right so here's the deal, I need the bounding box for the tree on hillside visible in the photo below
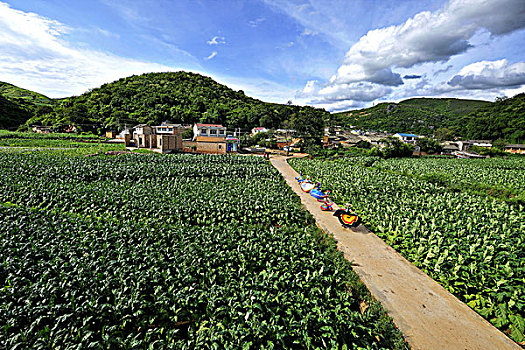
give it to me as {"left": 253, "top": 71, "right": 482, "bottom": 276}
{"left": 291, "top": 107, "right": 326, "bottom": 148}
{"left": 416, "top": 137, "right": 442, "bottom": 154}
{"left": 434, "top": 127, "right": 455, "bottom": 141}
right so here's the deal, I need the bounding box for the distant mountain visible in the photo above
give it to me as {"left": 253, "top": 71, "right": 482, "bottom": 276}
{"left": 332, "top": 97, "right": 491, "bottom": 137}
{"left": 25, "top": 72, "right": 327, "bottom": 134}
{"left": 0, "top": 82, "right": 55, "bottom": 129}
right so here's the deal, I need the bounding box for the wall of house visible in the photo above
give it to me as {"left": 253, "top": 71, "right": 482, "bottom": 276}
{"left": 182, "top": 140, "right": 197, "bottom": 153}
{"left": 196, "top": 136, "right": 226, "bottom": 142}
{"left": 134, "top": 134, "right": 157, "bottom": 149}
{"left": 197, "top": 141, "right": 227, "bottom": 154}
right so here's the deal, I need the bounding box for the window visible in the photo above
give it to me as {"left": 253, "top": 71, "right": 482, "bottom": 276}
{"left": 210, "top": 129, "right": 217, "bottom": 135}
{"left": 219, "top": 145, "right": 222, "bottom": 149}
{"left": 200, "top": 129, "right": 207, "bottom": 135}
{"left": 219, "top": 129, "right": 225, "bottom": 136}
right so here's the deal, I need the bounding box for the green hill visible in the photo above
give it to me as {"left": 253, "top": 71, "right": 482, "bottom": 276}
{"left": 455, "top": 94, "right": 525, "bottom": 143}
{"left": 0, "top": 82, "right": 55, "bottom": 129}
{"left": 26, "top": 72, "right": 326, "bottom": 135}
{"left": 332, "top": 97, "right": 490, "bottom": 136}
{"left": 0, "top": 94, "right": 32, "bottom": 129}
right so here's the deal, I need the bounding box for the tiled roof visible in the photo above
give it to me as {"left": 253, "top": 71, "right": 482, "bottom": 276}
{"left": 196, "top": 123, "right": 224, "bottom": 128}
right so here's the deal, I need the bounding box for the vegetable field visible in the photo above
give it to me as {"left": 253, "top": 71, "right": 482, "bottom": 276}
{"left": 0, "top": 151, "right": 406, "bottom": 349}
{"left": 375, "top": 157, "right": 525, "bottom": 199}
{"left": 289, "top": 157, "right": 525, "bottom": 344}
{"left": 0, "top": 130, "right": 125, "bottom": 155}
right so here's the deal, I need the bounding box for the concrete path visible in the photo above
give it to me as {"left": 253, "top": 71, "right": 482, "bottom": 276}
{"left": 271, "top": 155, "right": 520, "bottom": 350}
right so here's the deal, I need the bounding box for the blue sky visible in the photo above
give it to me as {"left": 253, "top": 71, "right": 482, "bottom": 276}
{"left": 0, "top": 0, "right": 524, "bottom": 111}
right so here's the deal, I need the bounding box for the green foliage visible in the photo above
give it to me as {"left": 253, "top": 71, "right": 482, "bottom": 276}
{"left": 370, "top": 138, "right": 414, "bottom": 158}
{"left": 292, "top": 108, "right": 325, "bottom": 148}
{"left": 0, "top": 95, "right": 32, "bottom": 129}
{"left": 0, "top": 130, "right": 124, "bottom": 155}
{"left": 290, "top": 156, "right": 525, "bottom": 344}
{"left": 416, "top": 138, "right": 442, "bottom": 154}
{"left": 0, "top": 82, "right": 55, "bottom": 129}
{"left": 181, "top": 127, "right": 193, "bottom": 139}
{"left": 19, "top": 72, "right": 327, "bottom": 138}
{"left": 334, "top": 94, "right": 525, "bottom": 143}
{"left": 469, "top": 145, "right": 507, "bottom": 157}
{"left": 333, "top": 98, "right": 490, "bottom": 136}
{"left": 457, "top": 94, "right": 525, "bottom": 143}
{"left": 434, "top": 127, "right": 455, "bottom": 141}
{"left": 0, "top": 152, "right": 407, "bottom": 349}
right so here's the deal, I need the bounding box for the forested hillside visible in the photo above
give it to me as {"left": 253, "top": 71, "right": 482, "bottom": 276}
{"left": 0, "top": 95, "right": 32, "bottom": 129}
{"left": 332, "top": 98, "right": 490, "bottom": 136}
{"left": 455, "top": 94, "right": 525, "bottom": 142}
{"left": 0, "top": 82, "right": 55, "bottom": 129}
{"left": 24, "top": 72, "right": 327, "bottom": 135}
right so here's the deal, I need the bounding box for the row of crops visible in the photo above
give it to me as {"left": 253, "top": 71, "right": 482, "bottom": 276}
{"left": 289, "top": 157, "right": 525, "bottom": 344}
{"left": 0, "top": 151, "right": 407, "bottom": 349}
{"left": 374, "top": 157, "right": 525, "bottom": 198}
{"left": 0, "top": 130, "right": 126, "bottom": 155}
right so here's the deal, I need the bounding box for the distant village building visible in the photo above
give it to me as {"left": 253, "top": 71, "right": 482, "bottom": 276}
{"left": 469, "top": 140, "right": 493, "bottom": 148}
{"left": 361, "top": 132, "right": 391, "bottom": 147}
{"left": 441, "top": 142, "right": 460, "bottom": 154}
{"left": 32, "top": 125, "right": 51, "bottom": 134}
{"left": 504, "top": 144, "right": 525, "bottom": 154}
{"left": 393, "top": 133, "right": 419, "bottom": 144}
{"left": 251, "top": 127, "right": 269, "bottom": 136}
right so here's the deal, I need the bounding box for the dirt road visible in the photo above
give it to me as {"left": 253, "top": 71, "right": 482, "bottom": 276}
{"left": 270, "top": 155, "right": 520, "bottom": 350}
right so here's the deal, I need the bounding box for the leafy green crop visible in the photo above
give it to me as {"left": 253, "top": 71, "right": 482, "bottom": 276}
{"left": 0, "top": 153, "right": 407, "bottom": 349}
{"left": 289, "top": 157, "right": 525, "bottom": 344}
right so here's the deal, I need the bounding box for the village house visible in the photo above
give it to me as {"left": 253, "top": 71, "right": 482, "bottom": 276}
{"left": 251, "top": 127, "right": 269, "bottom": 136}
{"left": 504, "top": 144, "right": 525, "bottom": 154}
{"left": 124, "top": 122, "right": 184, "bottom": 153}
{"left": 361, "top": 132, "right": 391, "bottom": 147}
{"left": 469, "top": 140, "right": 493, "bottom": 148}
{"left": 393, "top": 133, "right": 419, "bottom": 144}
{"left": 181, "top": 123, "right": 238, "bottom": 154}
{"left": 440, "top": 142, "right": 460, "bottom": 154}
{"left": 32, "top": 125, "right": 52, "bottom": 134}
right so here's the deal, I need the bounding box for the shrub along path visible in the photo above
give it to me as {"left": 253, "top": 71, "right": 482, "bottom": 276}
{"left": 270, "top": 155, "right": 520, "bottom": 350}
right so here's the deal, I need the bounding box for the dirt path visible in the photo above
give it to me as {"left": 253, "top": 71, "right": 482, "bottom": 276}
{"left": 270, "top": 155, "right": 520, "bottom": 350}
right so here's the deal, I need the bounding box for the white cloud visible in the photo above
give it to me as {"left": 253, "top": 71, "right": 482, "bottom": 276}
{"left": 248, "top": 17, "right": 266, "bottom": 27}
{"left": 332, "top": 0, "right": 525, "bottom": 87}
{"left": 207, "top": 36, "right": 226, "bottom": 45}
{"left": 303, "top": 0, "right": 525, "bottom": 109}
{"left": 301, "top": 28, "right": 318, "bottom": 36}
{"left": 204, "top": 51, "right": 218, "bottom": 60}
{"left": 0, "top": 2, "right": 197, "bottom": 97}
{"left": 448, "top": 59, "right": 525, "bottom": 89}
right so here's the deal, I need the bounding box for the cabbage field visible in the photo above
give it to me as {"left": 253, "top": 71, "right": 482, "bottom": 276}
{"left": 0, "top": 152, "right": 407, "bottom": 349}
{"left": 289, "top": 156, "right": 525, "bottom": 344}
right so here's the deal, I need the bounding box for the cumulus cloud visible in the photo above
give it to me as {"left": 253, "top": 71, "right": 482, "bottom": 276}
{"left": 303, "top": 0, "right": 525, "bottom": 110}
{"left": 207, "top": 36, "right": 226, "bottom": 45}
{"left": 448, "top": 59, "right": 525, "bottom": 89}
{"left": 332, "top": 0, "right": 524, "bottom": 87}
{"left": 0, "top": 2, "right": 195, "bottom": 97}
{"left": 298, "top": 80, "right": 391, "bottom": 104}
